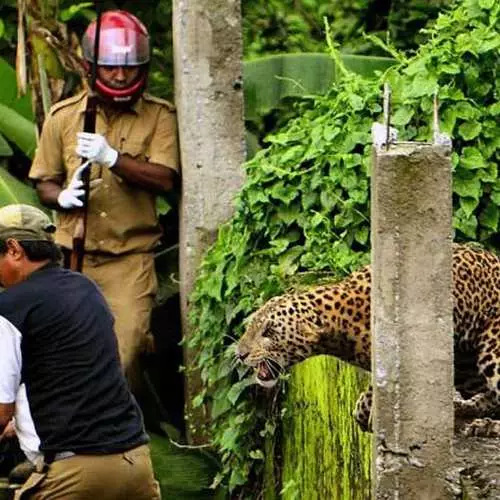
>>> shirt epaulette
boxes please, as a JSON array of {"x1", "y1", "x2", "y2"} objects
[
  {"x1": 142, "y1": 93, "x2": 176, "y2": 112},
  {"x1": 48, "y1": 92, "x2": 86, "y2": 117}
]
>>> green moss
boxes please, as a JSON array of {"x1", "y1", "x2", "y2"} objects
[{"x1": 281, "y1": 357, "x2": 371, "y2": 499}]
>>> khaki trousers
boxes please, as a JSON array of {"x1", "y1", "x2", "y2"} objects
[
  {"x1": 14, "y1": 444, "x2": 161, "y2": 500},
  {"x1": 82, "y1": 252, "x2": 157, "y2": 390}
]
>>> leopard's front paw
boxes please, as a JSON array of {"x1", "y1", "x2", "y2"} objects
[
  {"x1": 463, "y1": 418, "x2": 500, "y2": 438},
  {"x1": 354, "y1": 390, "x2": 373, "y2": 433}
]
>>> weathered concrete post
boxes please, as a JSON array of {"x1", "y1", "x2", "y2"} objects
[
  {"x1": 172, "y1": 0, "x2": 246, "y2": 442},
  {"x1": 370, "y1": 140, "x2": 454, "y2": 498}
]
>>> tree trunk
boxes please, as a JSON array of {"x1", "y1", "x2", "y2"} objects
[{"x1": 279, "y1": 357, "x2": 371, "y2": 499}]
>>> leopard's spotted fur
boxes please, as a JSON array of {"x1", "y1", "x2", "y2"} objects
[{"x1": 236, "y1": 244, "x2": 500, "y2": 436}]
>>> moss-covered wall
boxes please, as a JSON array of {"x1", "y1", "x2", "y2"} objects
[{"x1": 281, "y1": 357, "x2": 371, "y2": 499}]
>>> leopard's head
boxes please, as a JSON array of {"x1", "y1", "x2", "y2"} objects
[{"x1": 236, "y1": 294, "x2": 325, "y2": 387}]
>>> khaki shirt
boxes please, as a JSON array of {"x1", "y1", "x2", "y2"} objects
[{"x1": 29, "y1": 91, "x2": 179, "y2": 254}]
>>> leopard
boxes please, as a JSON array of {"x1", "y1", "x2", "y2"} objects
[{"x1": 236, "y1": 243, "x2": 500, "y2": 437}]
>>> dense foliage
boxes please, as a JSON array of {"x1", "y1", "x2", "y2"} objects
[
  {"x1": 189, "y1": 0, "x2": 500, "y2": 494},
  {"x1": 242, "y1": 0, "x2": 452, "y2": 58}
]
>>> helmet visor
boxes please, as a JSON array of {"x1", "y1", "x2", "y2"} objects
[{"x1": 83, "y1": 27, "x2": 150, "y2": 66}]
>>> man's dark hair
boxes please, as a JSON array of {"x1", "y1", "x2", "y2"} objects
[{"x1": 0, "y1": 239, "x2": 63, "y2": 264}]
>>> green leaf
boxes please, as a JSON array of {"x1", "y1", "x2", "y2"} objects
[
  {"x1": 243, "y1": 53, "x2": 395, "y2": 121},
  {"x1": 453, "y1": 175, "x2": 481, "y2": 199},
  {"x1": 0, "y1": 57, "x2": 33, "y2": 120},
  {"x1": 156, "y1": 195, "x2": 172, "y2": 216},
  {"x1": 348, "y1": 94, "x2": 364, "y2": 111},
  {"x1": 459, "y1": 147, "x2": 486, "y2": 170},
  {"x1": 249, "y1": 449, "x2": 264, "y2": 460},
  {"x1": 406, "y1": 72, "x2": 438, "y2": 98},
  {"x1": 440, "y1": 63, "x2": 461, "y2": 74},
  {"x1": 453, "y1": 209, "x2": 478, "y2": 239},
  {"x1": 491, "y1": 188, "x2": 500, "y2": 206},
  {"x1": 0, "y1": 167, "x2": 46, "y2": 209},
  {"x1": 277, "y1": 246, "x2": 303, "y2": 276},
  {"x1": 192, "y1": 392, "x2": 205, "y2": 409},
  {"x1": 459, "y1": 197, "x2": 479, "y2": 218},
  {"x1": 354, "y1": 226, "x2": 369, "y2": 245},
  {"x1": 59, "y1": 3, "x2": 93, "y2": 22},
  {"x1": 277, "y1": 204, "x2": 301, "y2": 224},
  {"x1": 227, "y1": 378, "x2": 255, "y2": 405},
  {"x1": 320, "y1": 190, "x2": 338, "y2": 211},
  {"x1": 479, "y1": 201, "x2": 498, "y2": 231},
  {"x1": 452, "y1": 101, "x2": 480, "y2": 120},
  {"x1": 270, "y1": 182, "x2": 298, "y2": 204},
  {"x1": 0, "y1": 134, "x2": 13, "y2": 157},
  {"x1": 0, "y1": 103, "x2": 36, "y2": 159},
  {"x1": 458, "y1": 121, "x2": 482, "y2": 140},
  {"x1": 211, "y1": 391, "x2": 233, "y2": 419},
  {"x1": 489, "y1": 102, "x2": 500, "y2": 116},
  {"x1": 229, "y1": 467, "x2": 248, "y2": 490},
  {"x1": 391, "y1": 106, "x2": 414, "y2": 126}
]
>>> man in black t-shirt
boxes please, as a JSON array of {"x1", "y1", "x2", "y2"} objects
[{"x1": 0, "y1": 204, "x2": 161, "y2": 499}]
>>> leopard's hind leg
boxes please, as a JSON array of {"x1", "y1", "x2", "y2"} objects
[{"x1": 455, "y1": 317, "x2": 500, "y2": 421}]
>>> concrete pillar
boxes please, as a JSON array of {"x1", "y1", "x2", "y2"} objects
[
  {"x1": 172, "y1": 0, "x2": 246, "y2": 442},
  {"x1": 370, "y1": 143, "x2": 454, "y2": 499}
]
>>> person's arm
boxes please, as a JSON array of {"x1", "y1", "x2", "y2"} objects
[
  {"x1": 110, "y1": 156, "x2": 178, "y2": 193},
  {"x1": 35, "y1": 180, "x2": 64, "y2": 210},
  {"x1": 0, "y1": 316, "x2": 22, "y2": 435},
  {"x1": 0, "y1": 404, "x2": 15, "y2": 435},
  {"x1": 76, "y1": 103, "x2": 180, "y2": 194},
  {"x1": 29, "y1": 109, "x2": 65, "y2": 208}
]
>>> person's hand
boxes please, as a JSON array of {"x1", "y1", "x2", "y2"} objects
[
  {"x1": 57, "y1": 160, "x2": 92, "y2": 209},
  {"x1": 0, "y1": 419, "x2": 16, "y2": 441},
  {"x1": 76, "y1": 132, "x2": 119, "y2": 168}
]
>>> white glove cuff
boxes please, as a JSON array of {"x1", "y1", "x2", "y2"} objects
[{"x1": 104, "y1": 148, "x2": 119, "y2": 168}]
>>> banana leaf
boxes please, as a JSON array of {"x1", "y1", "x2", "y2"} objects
[
  {"x1": 243, "y1": 53, "x2": 396, "y2": 122},
  {"x1": 0, "y1": 56, "x2": 33, "y2": 120},
  {"x1": 0, "y1": 135, "x2": 13, "y2": 157},
  {"x1": 0, "y1": 166, "x2": 46, "y2": 211},
  {"x1": 0, "y1": 103, "x2": 37, "y2": 159}
]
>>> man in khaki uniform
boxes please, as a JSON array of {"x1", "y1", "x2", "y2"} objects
[{"x1": 29, "y1": 10, "x2": 179, "y2": 391}]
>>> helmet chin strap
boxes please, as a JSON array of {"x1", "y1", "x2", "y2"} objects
[{"x1": 93, "y1": 70, "x2": 148, "y2": 105}]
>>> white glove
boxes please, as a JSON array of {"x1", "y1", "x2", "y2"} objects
[
  {"x1": 57, "y1": 160, "x2": 91, "y2": 209},
  {"x1": 76, "y1": 132, "x2": 119, "y2": 168}
]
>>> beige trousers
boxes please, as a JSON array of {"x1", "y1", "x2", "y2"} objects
[
  {"x1": 14, "y1": 444, "x2": 161, "y2": 500},
  {"x1": 82, "y1": 252, "x2": 157, "y2": 389}
]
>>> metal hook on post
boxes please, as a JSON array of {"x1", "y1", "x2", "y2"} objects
[
  {"x1": 383, "y1": 82, "x2": 392, "y2": 151},
  {"x1": 432, "y1": 89, "x2": 452, "y2": 148},
  {"x1": 372, "y1": 82, "x2": 398, "y2": 150},
  {"x1": 433, "y1": 89, "x2": 440, "y2": 144}
]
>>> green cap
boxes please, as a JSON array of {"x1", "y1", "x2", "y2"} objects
[{"x1": 0, "y1": 204, "x2": 56, "y2": 242}]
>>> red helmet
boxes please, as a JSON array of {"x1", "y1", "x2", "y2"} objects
[{"x1": 82, "y1": 11, "x2": 150, "y2": 103}]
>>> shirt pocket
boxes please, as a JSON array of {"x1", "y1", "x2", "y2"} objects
[{"x1": 119, "y1": 139, "x2": 148, "y2": 162}]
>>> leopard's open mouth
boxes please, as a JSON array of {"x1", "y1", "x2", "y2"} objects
[{"x1": 255, "y1": 360, "x2": 279, "y2": 388}]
